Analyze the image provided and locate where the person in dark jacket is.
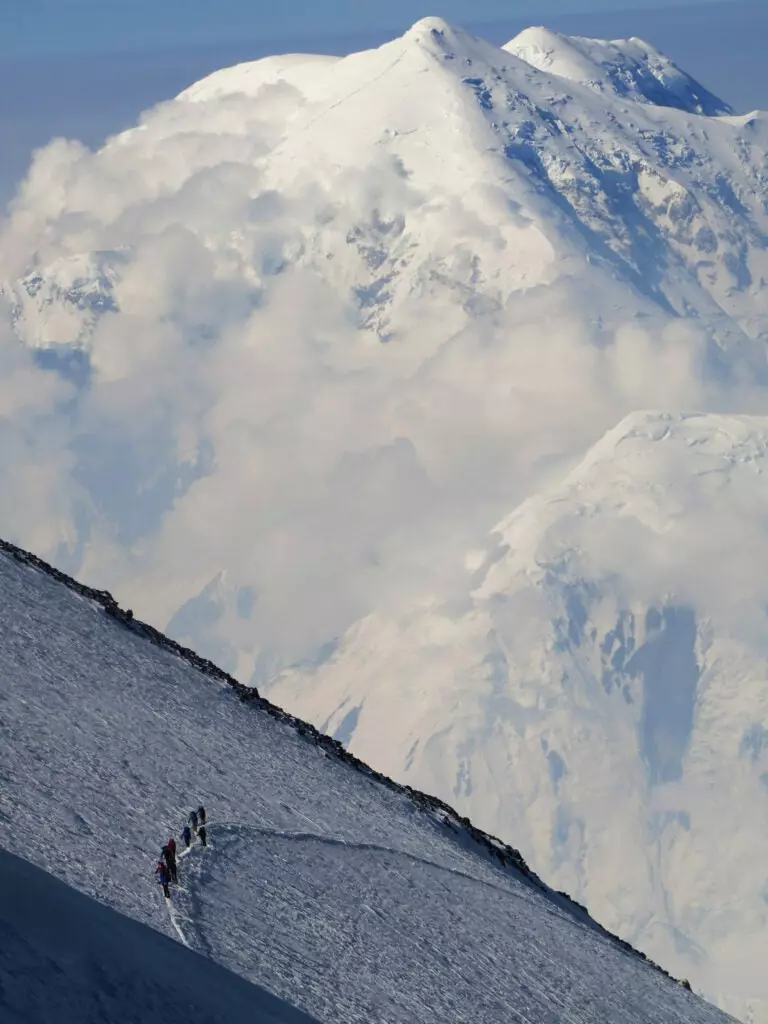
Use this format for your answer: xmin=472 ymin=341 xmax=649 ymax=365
xmin=189 ymin=809 xmax=199 ymax=834
xmin=198 ymin=824 xmax=207 ymax=847
xmin=197 ymin=805 xmax=206 ymax=826
xmin=155 ymin=860 xmax=170 ymax=899
xmin=162 ymin=843 xmax=178 ymax=883
xmin=182 ymin=825 xmax=192 ymax=848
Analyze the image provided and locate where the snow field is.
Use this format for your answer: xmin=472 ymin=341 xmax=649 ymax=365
xmin=0 ymin=544 xmax=734 ymax=1023
xmin=0 ymin=844 xmax=318 ymax=1024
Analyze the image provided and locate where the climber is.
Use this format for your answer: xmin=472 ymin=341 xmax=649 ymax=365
xmin=198 ymin=824 xmax=208 ymax=847
xmin=182 ymin=825 xmax=192 ymax=849
xmin=162 ymin=842 xmax=178 ymax=884
xmin=155 ymin=859 xmax=171 ymax=900
xmin=189 ymin=809 xmax=199 ymax=834
xmin=197 ymin=804 xmax=206 ymax=826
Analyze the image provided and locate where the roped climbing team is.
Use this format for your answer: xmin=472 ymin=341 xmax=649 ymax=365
xmin=154 ymin=804 xmax=207 ymax=900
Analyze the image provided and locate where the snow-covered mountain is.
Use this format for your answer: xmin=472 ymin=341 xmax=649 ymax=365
xmin=4 ymin=19 xmax=766 ymax=354
xmin=1 ymin=17 xmax=768 ymax=1023
xmin=0 ymin=538 xmax=731 ymax=1024
xmin=1 ymin=18 xmax=767 ymax=668
xmin=506 ymin=27 xmax=731 ymax=115
xmin=0 ymin=251 xmax=122 ymax=353
xmin=268 ymin=409 xmax=768 ymax=1023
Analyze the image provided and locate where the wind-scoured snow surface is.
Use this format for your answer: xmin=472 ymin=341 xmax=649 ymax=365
xmin=0 ymin=544 xmax=732 ymax=1024
xmin=0 ymin=846 xmax=317 ymax=1024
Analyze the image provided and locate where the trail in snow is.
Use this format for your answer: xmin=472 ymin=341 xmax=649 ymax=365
xmin=189 ymin=820 xmax=557 ymax=910
xmin=167 ymin=819 xmax=715 ymax=1024
xmin=167 ymin=902 xmax=191 ymax=948
xmin=1 ymin=545 xmax=731 ymax=1024
xmin=0 ymin=846 xmax=319 ymax=1024
xmin=165 ymin=823 xmax=209 ymax=949
xmin=167 ymin=817 xmax=548 ymax=964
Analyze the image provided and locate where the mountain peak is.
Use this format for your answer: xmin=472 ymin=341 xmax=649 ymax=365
xmin=404 ymin=15 xmax=456 ymax=41
xmin=506 ymin=26 xmax=731 ymax=115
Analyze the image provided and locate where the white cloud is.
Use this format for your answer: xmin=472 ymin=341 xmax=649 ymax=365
xmin=0 ymin=28 xmax=766 ymax=683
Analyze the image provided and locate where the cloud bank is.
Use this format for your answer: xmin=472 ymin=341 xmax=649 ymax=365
xmin=0 ymin=28 xmax=766 ymax=682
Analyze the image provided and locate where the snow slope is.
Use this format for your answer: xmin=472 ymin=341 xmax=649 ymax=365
xmin=0 ymin=538 xmax=731 ymax=1024
xmin=505 ymin=27 xmax=731 ymax=115
xmin=0 ymin=845 xmax=317 ymax=1024
xmin=1 ymin=18 xmax=767 ymax=1024
xmin=268 ymin=409 xmax=768 ymax=1023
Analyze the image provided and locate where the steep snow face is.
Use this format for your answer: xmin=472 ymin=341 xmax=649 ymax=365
xmin=0 ymin=543 xmax=731 ymax=1024
xmin=505 ymin=27 xmax=732 ymax=115
xmin=0 ymin=846 xmax=317 ymax=1024
xmin=268 ymin=410 xmax=768 ymax=1024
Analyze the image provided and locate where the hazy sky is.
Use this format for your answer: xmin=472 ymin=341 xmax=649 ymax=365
xmin=7 ymin=0 xmax=722 ymax=57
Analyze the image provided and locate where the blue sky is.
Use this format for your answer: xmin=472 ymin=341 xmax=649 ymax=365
xmin=7 ymin=0 xmax=721 ymax=57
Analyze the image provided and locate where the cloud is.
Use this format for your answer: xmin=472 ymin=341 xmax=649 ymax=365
xmin=0 ymin=304 xmax=81 ymax=554
xmin=0 ymin=60 xmax=766 ymax=682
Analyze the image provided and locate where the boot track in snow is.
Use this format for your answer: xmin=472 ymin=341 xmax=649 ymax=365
xmin=166 ymin=819 xmax=592 ymax=958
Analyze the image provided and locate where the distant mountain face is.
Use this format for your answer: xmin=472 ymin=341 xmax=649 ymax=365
xmin=4 ymin=20 xmax=766 ymax=353
xmin=1 ymin=19 xmax=765 ymax=656
xmin=0 ymin=19 xmax=767 ymax=1022
xmin=266 ymin=409 xmax=768 ymax=1021
xmin=0 ymin=251 xmax=121 ymax=352
xmin=506 ymin=27 xmax=732 ymax=116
